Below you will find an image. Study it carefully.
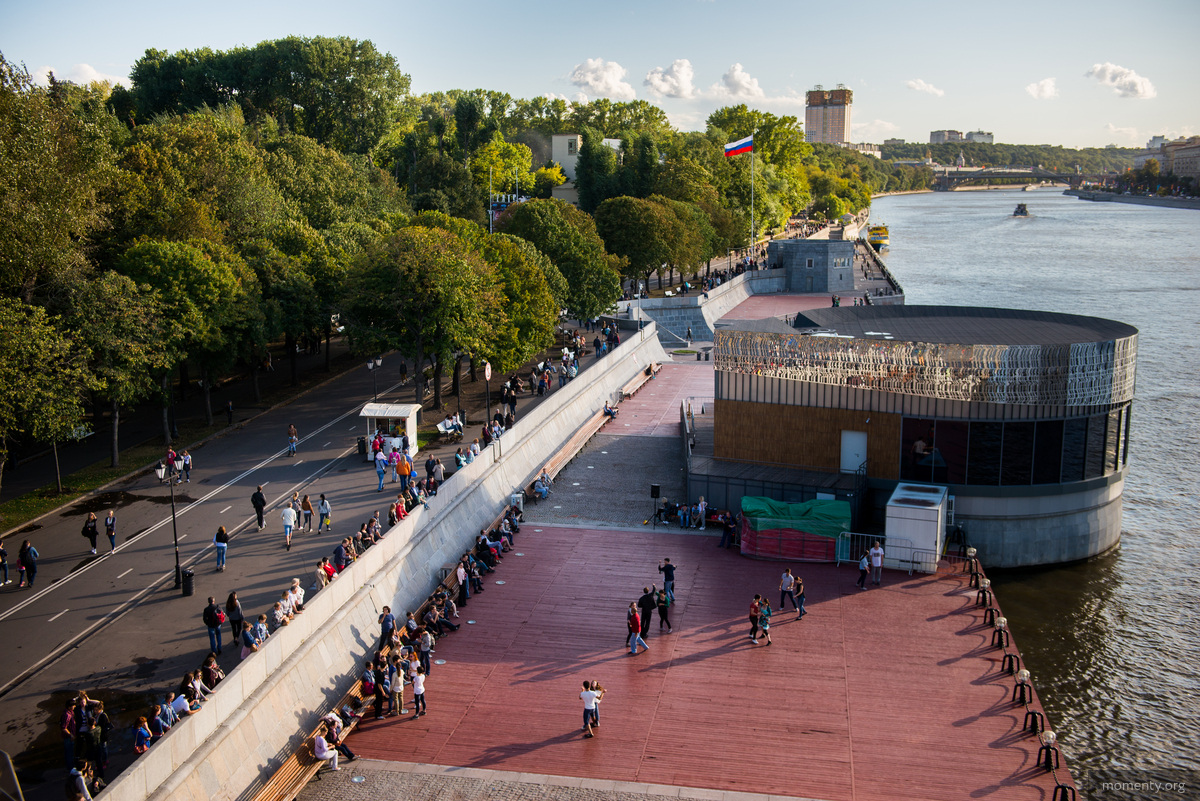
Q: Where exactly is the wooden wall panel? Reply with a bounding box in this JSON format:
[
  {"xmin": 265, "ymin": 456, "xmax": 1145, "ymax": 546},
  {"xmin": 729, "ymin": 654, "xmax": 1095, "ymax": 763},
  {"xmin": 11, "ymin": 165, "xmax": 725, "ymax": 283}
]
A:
[{"xmin": 714, "ymin": 399, "xmax": 901, "ymax": 479}]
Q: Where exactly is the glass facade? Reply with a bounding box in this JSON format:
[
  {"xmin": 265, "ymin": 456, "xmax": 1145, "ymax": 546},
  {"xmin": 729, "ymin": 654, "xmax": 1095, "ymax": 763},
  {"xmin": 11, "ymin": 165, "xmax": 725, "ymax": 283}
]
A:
[{"xmin": 900, "ymin": 408, "xmax": 1131, "ymax": 486}]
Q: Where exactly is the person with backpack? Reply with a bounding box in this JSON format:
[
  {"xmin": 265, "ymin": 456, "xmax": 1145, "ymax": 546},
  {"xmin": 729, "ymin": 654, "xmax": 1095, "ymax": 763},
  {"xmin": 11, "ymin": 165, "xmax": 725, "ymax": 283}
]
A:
[
  {"xmin": 202, "ymin": 596, "xmax": 225, "ymax": 655},
  {"xmin": 17, "ymin": 540, "xmax": 37, "ymax": 589}
]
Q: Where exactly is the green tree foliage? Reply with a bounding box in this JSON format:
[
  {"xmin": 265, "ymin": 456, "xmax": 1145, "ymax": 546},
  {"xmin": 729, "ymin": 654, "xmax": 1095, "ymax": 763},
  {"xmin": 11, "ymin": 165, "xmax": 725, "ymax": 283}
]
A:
[
  {"xmin": 341, "ymin": 226, "xmax": 503, "ymax": 407},
  {"xmin": 0, "ymin": 55, "xmax": 112, "ymax": 304},
  {"xmin": 594, "ymin": 197, "xmax": 675, "ymax": 283},
  {"xmin": 575, "ymin": 127, "xmax": 622, "ymax": 213},
  {"xmin": 67, "ymin": 272, "xmax": 173, "ymax": 466},
  {"xmin": 410, "ymin": 152, "xmax": 487, "ymax": 226},
  {"xmin": 126, "ymin": 37, "xmax": 411, "ymax": 153},
  {"xmin": 469, "ymin": 136, "xmax": 536, "ymax": 197},
  {"xmin": 0, "ymin": 298, "xmax": 94, "ymax": 498},
  {"xmin": 499, "ymin": 199, "xmax": 621, "ymax": 319},
  {"xmin": 881, "ymin": 141, "xmax": 1137, "ymax": 173}
]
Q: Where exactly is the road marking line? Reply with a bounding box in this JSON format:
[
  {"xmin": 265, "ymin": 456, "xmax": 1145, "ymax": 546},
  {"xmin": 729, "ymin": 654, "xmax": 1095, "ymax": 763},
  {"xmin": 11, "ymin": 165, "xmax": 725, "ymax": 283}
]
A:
[
  {"xmin": 293, "ymin": 459, "xmax": 304, "ymax": 466},
  {"xmin": 323, "ymin": 441, "xmax": 331, "ymax": 448},
  {"xmin": 178, "ymin": 534, "xmax": 188, "ymax": 541},
  {"xmin": 48, "ymin": 609, "xmax": 68, "ymax": 623},
  {"xmin": 219, "ymin": 506, "xmax": 231, "ymax": 514},
  {"xmin": 117, "ymin": 569, "xmax": 133, "ymax": 579}
]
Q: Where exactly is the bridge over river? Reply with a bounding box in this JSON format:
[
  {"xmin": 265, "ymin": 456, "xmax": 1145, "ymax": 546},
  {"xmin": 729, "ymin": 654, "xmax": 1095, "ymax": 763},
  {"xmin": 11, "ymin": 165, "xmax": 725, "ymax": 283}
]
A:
[{"xmin": 933, "ymin": 166, "xmax": 1114, "ymax": 190}]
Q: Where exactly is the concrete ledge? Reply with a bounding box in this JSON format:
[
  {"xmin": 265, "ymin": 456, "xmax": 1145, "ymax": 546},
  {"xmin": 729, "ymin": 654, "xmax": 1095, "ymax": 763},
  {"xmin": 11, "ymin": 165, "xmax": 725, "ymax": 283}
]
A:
[{"xmin": 102, "ymin": 324, "xmax": 668, "ymax": 801}]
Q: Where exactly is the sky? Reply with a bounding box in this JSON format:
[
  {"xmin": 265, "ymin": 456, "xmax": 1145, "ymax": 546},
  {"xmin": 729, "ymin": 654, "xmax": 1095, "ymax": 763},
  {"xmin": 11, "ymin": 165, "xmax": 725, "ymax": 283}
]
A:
[{"xmin": 2, "ymin": 0, "xmax": 1196, "ymax": 149}]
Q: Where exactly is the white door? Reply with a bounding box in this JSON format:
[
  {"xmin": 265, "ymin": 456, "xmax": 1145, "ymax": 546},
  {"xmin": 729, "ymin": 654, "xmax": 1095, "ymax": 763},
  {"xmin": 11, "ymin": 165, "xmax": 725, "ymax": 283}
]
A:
[{"xmin": 840, "ymin": 430, "xmax": 868, "ymax": 473}]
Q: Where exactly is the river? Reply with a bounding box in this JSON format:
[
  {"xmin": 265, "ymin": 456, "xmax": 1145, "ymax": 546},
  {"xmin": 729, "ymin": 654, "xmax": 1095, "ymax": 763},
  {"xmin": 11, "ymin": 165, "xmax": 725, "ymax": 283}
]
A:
[{"xmin": 872, "ymin": 189, "xmax": 1200, "ymax": 796}]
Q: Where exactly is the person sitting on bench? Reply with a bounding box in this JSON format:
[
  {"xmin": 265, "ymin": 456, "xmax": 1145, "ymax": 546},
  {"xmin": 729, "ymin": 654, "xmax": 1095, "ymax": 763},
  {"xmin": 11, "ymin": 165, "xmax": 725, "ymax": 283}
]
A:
[
  {"xmin": 533, "ymin": 471, "xmax": 552, "ymax": 500},
  {"xmin": 313, "ymin": 723, "xmax": 342, "ymax": 771},
  {"xmin": 603, "ymin": 401, "xmax": 618, "ymax": 419}
]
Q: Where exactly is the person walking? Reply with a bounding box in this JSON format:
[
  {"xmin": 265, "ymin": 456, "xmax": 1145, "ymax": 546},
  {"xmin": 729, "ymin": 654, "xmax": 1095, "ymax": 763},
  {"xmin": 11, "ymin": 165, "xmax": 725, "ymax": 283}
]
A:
[
  {"xmin": 658, "ymin": 558, "xmax": 676, "ymax": 603},
  {"xmin": 656, "ymin": 588, "xmax": 673, "ymax": 633},
  {"xmin": 758, "ymin": 598, "xmax": 774, "ymax": 646},
  {"xmin": 104, "ymin": 510, "xmax": 117, "ymax": 554},
  {"xmin": 637, "ymin": 587, "xmax": 656, "ymax": 639},
  {"xmin": 411, "ymin": 664, "xmax": 427, "ymax": 717},
  {"xmin": 779, "ymin": 568, "xmax": 797, "ymax": 611},
  {"xmin": 378, "ymin": 606, "xmax": 396, "ymax": 651},
  {"xmin": 580, "ymin": 680, "xmax": 599, "ymax": 738},
  {"xmin": 17, "ymin": 540, "xmax": 38, "ymax": 589},
  {"xmin": 796, "ymin": 575, "xmax": 807, "ymax": 618},
  {"xmin": 300, "ymin": 495, "xmax": 314, "ymax": 531},
  {"xmin": 251, "ymin": 486, "xmax": 267, "ymax": 530},
  {"xmin": 856, "ymin": 550, "xmax": 869, "ymax": 590},
  {"xmin": 179, "ymin": 450, "xmax": 192, "ymax": 483},
  {"xmin": 81, "ymin": 513, "xmax": 99, "ymax": 555},
  {"xmin": 748, "ymin": 594, "xmax": 762, "ymax": 644},
  {"xmin": 286, "ymin": 424, "xmax": 299, "ymax": 457},
  {"xmin": 374, "ymin": 448, "xmax": 387, "ymax": 492},
  {"xmin": 213, "ymin": 526, "xmax": 229, "ymax": 571},
  {"xmin": 628, "ymin": 602, "xmax": 649, "ymax": 655},
  {"xmin": 870, "ymin": 541, "xmax": 885, "ymax": 586},
  {"xmin": 317, "ymin": 494, "xmax": 332, "ymax": 532},
  {"xmin": 281, "ymin": 504, "xmax": 298, "ymax": 551},
  {"xmin": 226, "ymin": 400, "xmax": 234, "ymax": 426},
  {"xmin": 0, "ymin": 540, "xmax": 8, "ymax": 584},
  {"xmin": 225, "ymin": 591, "xmax": 244, "ymax": 643},
  {"xmin": 202, "ymin": 596, "xmax": 224, "ymax": 656}
]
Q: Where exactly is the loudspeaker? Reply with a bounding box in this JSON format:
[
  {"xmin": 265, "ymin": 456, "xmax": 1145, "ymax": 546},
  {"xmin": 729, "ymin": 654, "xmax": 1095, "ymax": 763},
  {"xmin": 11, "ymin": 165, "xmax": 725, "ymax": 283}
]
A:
[{"xmin": 650, "ymin": 484, "xmax": 661, "ymax": 499}]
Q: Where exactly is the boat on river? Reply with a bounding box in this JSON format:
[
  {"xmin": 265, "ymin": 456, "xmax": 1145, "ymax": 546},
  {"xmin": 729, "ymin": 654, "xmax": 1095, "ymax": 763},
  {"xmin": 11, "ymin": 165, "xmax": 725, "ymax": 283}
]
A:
[
  {"xmin": 867, "ymin": 224, "xmax": 889, "ymax": 251},
  {"xmin": 1013, "ymin": 203, "xmax": 1029, "ymax": 217}
]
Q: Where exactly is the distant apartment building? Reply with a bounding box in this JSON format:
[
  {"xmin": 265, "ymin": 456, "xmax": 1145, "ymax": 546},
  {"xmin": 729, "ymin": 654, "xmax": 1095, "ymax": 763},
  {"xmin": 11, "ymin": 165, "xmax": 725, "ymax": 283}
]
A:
[
  {"xmin": 965, "ymin": 130, "xmax": 993, "ymax": 144},
  {"xmin": 929, "ymin": 130, "xmax": 963, "ymax": 144},
  {"xmin": 883, "ymin": 138, "xmax": 906, "ymax": 147},
  {"xmin": 1162, "ymin": 136, "xmax": 1200, "ymax": 181},
  {"xmin": 805, "ymin": 85, "xmax": 853, "ymax": 145}
]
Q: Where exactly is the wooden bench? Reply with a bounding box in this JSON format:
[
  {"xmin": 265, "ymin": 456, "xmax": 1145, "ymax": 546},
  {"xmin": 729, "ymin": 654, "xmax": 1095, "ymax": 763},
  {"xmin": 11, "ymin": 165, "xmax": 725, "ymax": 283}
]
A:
[
  {"xmin": 253, "ymin": 668, "xmax": 373, "ymax": 801},
  {"xmin": 436, "ymin": 419, "xmax": 463, "ymax": 444},
  {"xmin": 620, "ymin": 362, "xmax": 661, "ymax": 401}
]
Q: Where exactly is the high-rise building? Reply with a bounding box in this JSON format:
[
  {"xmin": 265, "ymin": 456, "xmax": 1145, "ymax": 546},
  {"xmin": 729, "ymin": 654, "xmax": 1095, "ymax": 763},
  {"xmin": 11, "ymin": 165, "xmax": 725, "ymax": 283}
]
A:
[
  {"xmin": 930, "ymin": 130, "xmax": 963, "ymax": 144},
  {"xmin": 805, "ymin": 85, "xmax": 853, "ymax": 145}
]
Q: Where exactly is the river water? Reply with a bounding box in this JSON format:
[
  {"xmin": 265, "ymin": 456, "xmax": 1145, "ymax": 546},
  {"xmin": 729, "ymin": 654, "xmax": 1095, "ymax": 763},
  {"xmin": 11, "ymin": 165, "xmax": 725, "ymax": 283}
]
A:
[{"xmin": 873, "ymin": 189, "xmax": 1200, "ymax": 795}]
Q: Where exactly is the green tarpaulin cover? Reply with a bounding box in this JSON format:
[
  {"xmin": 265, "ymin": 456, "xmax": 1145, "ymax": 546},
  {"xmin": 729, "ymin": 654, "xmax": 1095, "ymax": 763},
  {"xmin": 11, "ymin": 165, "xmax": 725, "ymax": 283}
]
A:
[{"xmin": 739, "ymin": 497, "xmax": 851, "ymax": 540}]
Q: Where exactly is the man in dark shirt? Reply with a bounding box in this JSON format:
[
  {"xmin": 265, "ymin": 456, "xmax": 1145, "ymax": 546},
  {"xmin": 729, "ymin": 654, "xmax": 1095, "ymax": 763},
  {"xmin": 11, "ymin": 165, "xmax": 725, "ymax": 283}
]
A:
[
  {"xmin": 658, "ymin": 559, "xmax": 676, "ymax": 603},
  {"xmin": 637, "ymin": 587, "xmax": 656, "ymax": 638},
  {"xmin": 251, "ymin": 486, "xmax": 267, "ymax": 530}
]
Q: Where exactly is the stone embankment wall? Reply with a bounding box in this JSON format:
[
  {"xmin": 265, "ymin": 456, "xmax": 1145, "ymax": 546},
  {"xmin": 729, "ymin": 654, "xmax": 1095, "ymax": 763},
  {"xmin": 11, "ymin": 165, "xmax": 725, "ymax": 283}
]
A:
[
  {"xmin": 1064, "ymin": 189, "xmax": 1200, "ymax": 210},
  {"xmin": 624, "ymin": 271, "xmax": 788, "ymax": 343},
  {"xmin": 102, "ymin": 325, "xmax": 669, "ymax": 801}
]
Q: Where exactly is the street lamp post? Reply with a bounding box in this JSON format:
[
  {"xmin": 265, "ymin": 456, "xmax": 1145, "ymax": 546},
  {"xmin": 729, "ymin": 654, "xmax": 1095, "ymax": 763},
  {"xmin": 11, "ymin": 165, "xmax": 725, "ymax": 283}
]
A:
[
  {"xmin": 155, "ymin": 455, "xmax": 186, "ymax": 591},
  {"xmin": 367, "ymin": 356, "xmax": 383, "ymax": 401}
]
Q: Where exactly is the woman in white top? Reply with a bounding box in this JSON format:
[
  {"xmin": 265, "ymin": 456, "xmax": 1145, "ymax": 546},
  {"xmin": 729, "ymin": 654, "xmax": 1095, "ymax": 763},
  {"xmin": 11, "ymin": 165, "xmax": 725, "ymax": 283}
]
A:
[
  {"xmin": 289, "ymin": 579, "xmax": 306, "ymax": 612},
  {"xmin": 312, "ymin": 724, "xmax": 339, "ymax": 770},
  {"xmin": 411, "ymin": 665, "xmax": 427, "ymax": 717}
]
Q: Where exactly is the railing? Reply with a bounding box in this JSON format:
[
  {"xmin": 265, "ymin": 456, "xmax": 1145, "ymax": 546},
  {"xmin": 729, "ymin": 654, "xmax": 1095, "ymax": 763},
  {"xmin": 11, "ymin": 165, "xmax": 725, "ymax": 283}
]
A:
[{"xmin": 836, "ymin": 531, "xmax": 917, "ymax": 572}]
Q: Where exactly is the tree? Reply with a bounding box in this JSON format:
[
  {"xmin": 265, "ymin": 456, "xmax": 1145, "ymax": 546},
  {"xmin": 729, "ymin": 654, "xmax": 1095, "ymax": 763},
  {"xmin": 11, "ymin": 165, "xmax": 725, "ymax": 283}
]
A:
[
  {"xmin": 68, "ymin": 273, "xmax": 173, "ymax": 466},
  {"xmin": 341, "ymin": 227, "xmax": 503, "ymax": 409},
  {"xmin": 0, "ymin": 299, "xmax": 94, "ymax": 500},
  {"xmin": 499, "ymin": 199, "xmax": 621, "ymax": 320},
  {"xmin": 116, "ymin": 239, "xmax": 242, "ymax": 441},
  {"xmin": 0, "ymin": 55, "xmax": 111, "ymax": 304},
  {"xmin": 409, "ymin": 152, "xmax": 487, "ymax": 226},
  {"xmin": 478, "ymin": 234, "xmax": 559, "ymax": 371},
  {"xmin": 469, "ymin": 136, "xmax": 536, "ymax": 197},
  {"xmin": 594, "ymin": 196, "xmax": 676, "ymax": 286},
  {"xmin": 575, "ymin": 127, "xmax": 622, "ymax": 213}
]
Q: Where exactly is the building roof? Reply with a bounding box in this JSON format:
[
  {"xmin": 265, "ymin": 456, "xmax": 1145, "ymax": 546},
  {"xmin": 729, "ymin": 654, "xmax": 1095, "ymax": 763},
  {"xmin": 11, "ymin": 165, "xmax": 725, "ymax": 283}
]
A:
[
  {"xmin": 715, "ymin": 317, "xmax": 798, "ymax": 335},
  {"xmin": 359, "ymin": 402, "xmax": 422, "ymax": 418},
  {"xmin": 786, "ymin": 305, "xmax": 1137, "ymax": 346}
]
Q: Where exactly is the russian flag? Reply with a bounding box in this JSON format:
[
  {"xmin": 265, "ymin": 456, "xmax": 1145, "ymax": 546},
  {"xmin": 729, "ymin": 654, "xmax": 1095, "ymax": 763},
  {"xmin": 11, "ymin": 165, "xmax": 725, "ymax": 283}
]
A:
[{"xmin": 724, "ymin": 134, "xmax": 753, "ymax": 157}]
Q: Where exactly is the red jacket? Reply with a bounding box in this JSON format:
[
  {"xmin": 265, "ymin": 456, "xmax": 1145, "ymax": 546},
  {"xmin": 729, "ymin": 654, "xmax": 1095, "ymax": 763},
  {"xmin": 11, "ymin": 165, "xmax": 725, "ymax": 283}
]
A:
[{"xmin": 627, "ymin": 611, "xmax": 640, "ymax": 632}]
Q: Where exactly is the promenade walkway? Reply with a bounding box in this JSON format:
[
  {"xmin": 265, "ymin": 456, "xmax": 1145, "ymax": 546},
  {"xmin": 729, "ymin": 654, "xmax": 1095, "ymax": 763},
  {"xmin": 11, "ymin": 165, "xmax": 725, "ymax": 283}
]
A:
[{"xmin": 308, "ymin": 357, "xmax": 1074, "ymax": 801}]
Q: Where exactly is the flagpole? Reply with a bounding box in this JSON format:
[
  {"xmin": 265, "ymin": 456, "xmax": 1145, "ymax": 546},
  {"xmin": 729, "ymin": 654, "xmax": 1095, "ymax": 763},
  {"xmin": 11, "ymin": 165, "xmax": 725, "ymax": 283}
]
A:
[{"xmin": 750, "ymin": 131, "xmax": 756, "ymax": 254}]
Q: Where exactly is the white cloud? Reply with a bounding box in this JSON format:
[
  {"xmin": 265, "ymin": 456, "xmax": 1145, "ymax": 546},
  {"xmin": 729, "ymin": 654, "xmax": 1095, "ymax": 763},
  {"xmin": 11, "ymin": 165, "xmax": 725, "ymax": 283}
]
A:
[
  {"xmin": 569, "ymin": 58, "xmax": 635, "ymax": 101},
  {"xmin": 709, "ymin": 63, "xmax": 765, "ymax": 99},
  {"xmin": 1025, "ymin": 77, "xmax": 1058, "ymax": 100},
  {"xmin": 1104, "ymin": 122, "xmax": 1139, "ymax": 142},
  {"xmin": 32, "ymin": 63, "xmax": 125, "ymax": 87},
  {"xmin": 852, "ymin": 119, "xmax": 899, "ymax": 141},
  {"xmin": 644, "ymin": 59, "xmax": 696, "ymax": 99},
  {"xmin": 1086, "ymin": 63, "xmax": 1156, "ymax": 99},
  {"xmin": 905, "ymin": 78, "xmax": 944, "ymax": 97}
]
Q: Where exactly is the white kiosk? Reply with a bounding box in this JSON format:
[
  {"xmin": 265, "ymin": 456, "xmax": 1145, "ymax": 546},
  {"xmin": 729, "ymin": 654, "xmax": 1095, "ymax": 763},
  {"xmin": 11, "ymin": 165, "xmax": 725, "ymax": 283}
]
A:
[
  {"xmin": 360, "ymin": 402, "xmax": 421, "ymax": 456},
  {"xmin": 885, "ymin": 483, "xmax": 948, "ymax": 573}
]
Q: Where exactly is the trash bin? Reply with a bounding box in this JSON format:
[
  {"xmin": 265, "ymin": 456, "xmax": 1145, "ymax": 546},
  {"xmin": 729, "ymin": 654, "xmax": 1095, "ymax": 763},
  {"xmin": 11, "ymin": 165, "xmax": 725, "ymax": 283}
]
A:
[
  {"xmin": 696, "ymin": 352, "xmax": 702, "ymax": 361},
  {"xmin": 358, "ymin": 436, "xmax": 368, "ymax": 461},
  {"xmin": 705, "ymin": 351, "xmax": 711, "ymax": 361},
  {"xmin": 181, "ymin": 568, "xmax": 195, "ymax": 597}
]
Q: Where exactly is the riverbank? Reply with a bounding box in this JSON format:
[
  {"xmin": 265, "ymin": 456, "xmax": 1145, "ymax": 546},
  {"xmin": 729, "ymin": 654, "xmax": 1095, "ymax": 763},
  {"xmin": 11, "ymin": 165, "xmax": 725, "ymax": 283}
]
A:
[{"xmin": 1064, "ymin": 188, "xmax": 1200, "ymax": 210}]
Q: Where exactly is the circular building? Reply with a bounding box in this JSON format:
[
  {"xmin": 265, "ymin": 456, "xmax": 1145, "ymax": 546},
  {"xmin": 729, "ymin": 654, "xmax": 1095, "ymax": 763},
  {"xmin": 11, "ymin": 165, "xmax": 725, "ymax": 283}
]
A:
[{"xmin": 713, "ymin": 305, "xmax": 1138, "ymax": 567}]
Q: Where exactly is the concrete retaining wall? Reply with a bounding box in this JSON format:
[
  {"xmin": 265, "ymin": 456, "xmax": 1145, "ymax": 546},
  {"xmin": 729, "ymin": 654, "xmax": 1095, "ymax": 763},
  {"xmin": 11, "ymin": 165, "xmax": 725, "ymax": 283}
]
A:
[
  {"xmin": 627, "ymin": 271, "xmax": 788, "ymax": 342},
  {"xmin": 103, "ymin": 325, "xmax": 669, "ymax": 801}
]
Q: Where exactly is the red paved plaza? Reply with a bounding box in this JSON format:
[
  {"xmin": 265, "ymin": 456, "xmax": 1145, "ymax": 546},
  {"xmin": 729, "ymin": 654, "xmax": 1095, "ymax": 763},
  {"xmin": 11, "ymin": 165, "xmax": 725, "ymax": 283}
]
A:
[{"xmin": 347, "ymin": 524, "xmax": 1072, "ymax": 800}]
